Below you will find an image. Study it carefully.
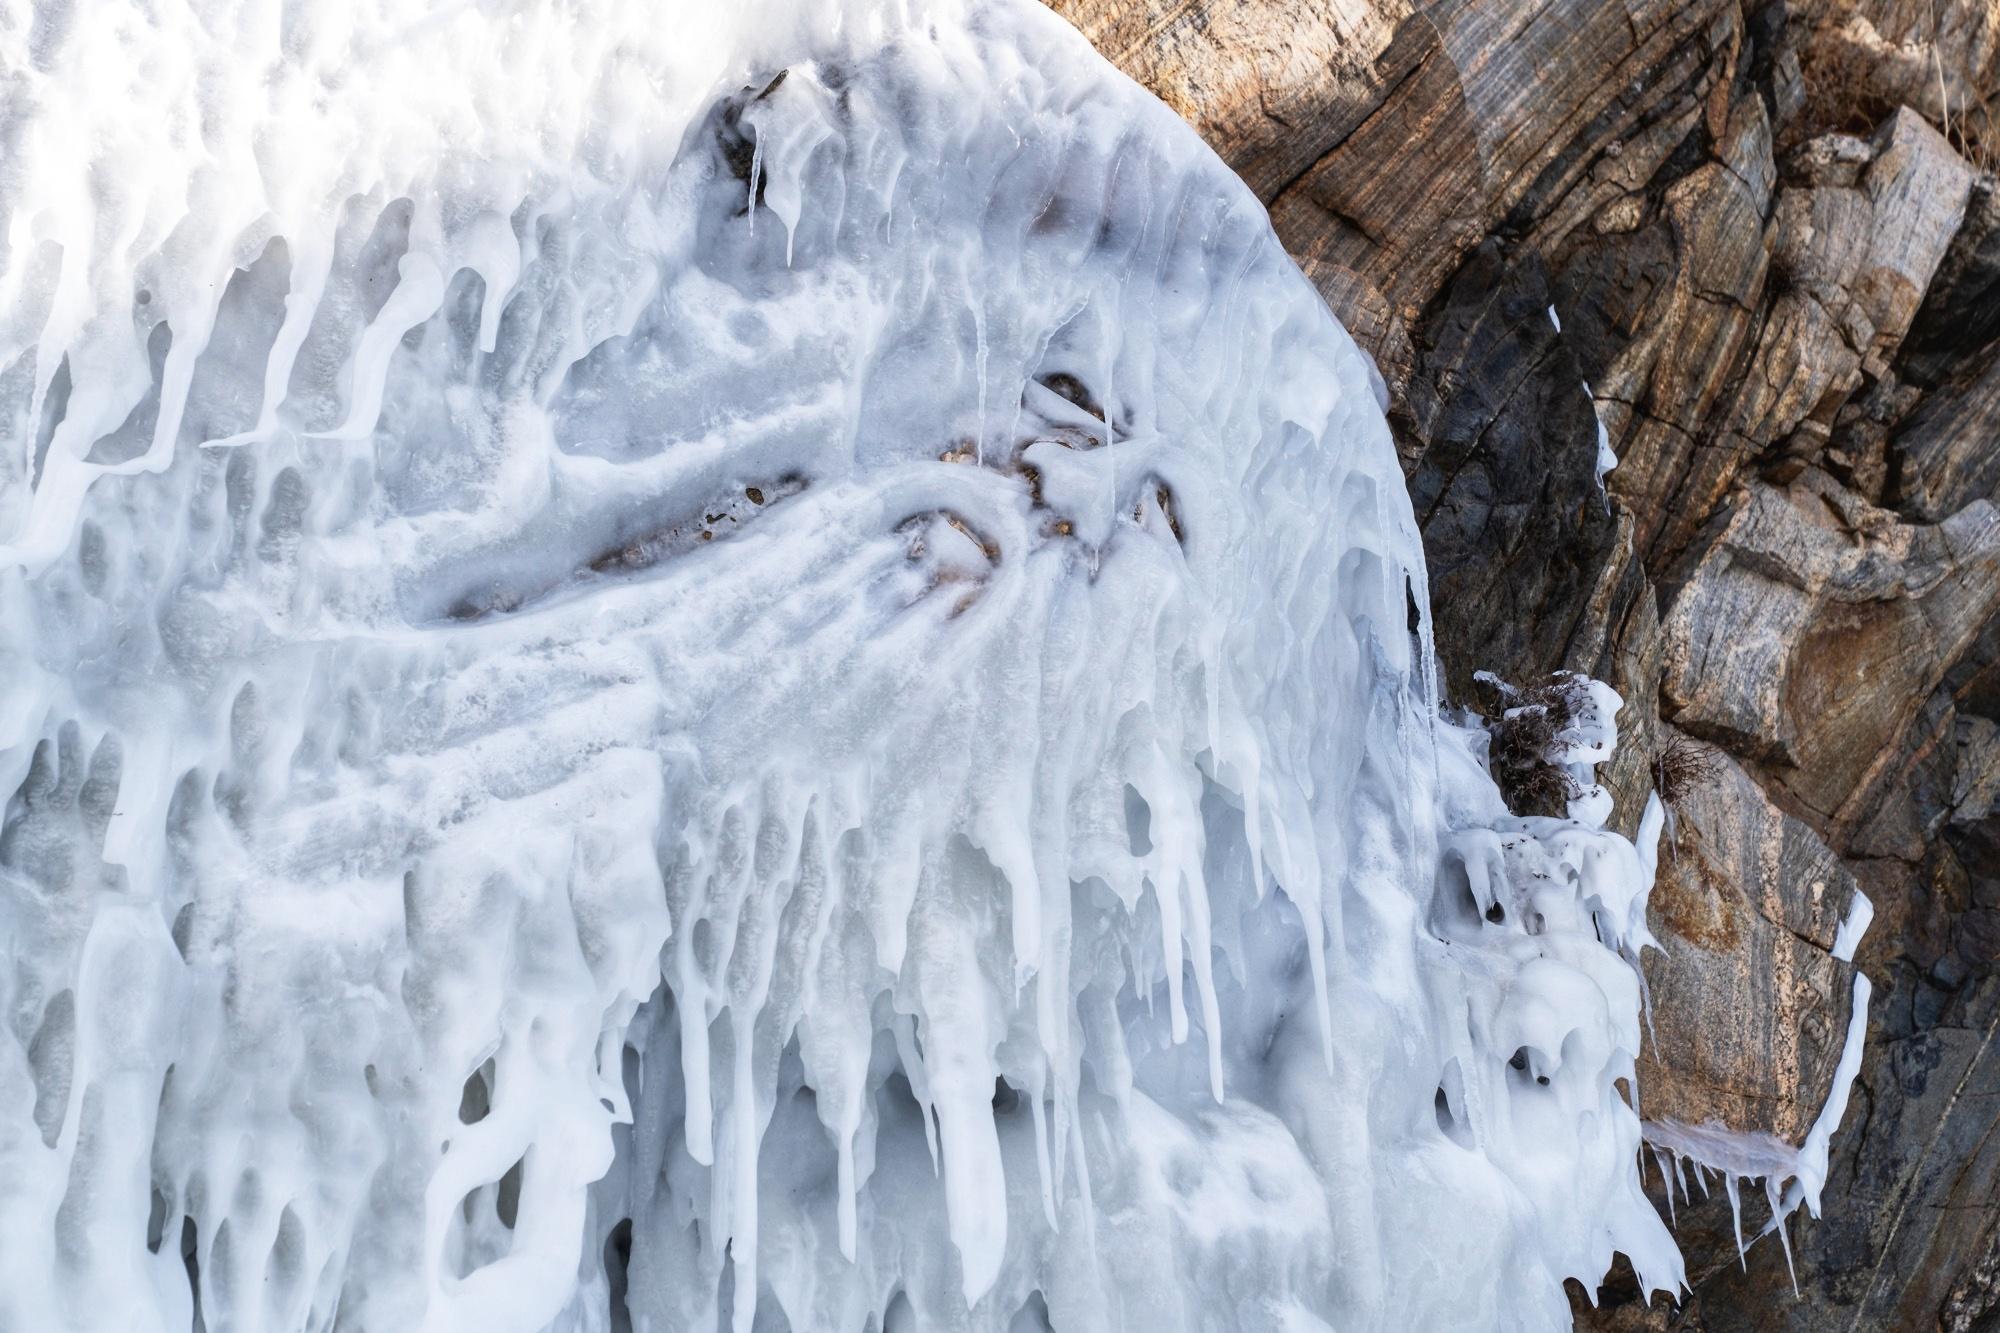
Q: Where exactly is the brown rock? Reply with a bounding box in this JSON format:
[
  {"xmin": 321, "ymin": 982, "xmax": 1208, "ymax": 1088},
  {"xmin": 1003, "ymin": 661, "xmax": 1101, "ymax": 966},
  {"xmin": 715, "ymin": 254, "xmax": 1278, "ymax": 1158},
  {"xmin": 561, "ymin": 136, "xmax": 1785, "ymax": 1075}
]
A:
[
  {"xmin": 1587, "ymin": 97, "xmax": 1774, "ymax": 562},
  {"xmin": 1044, "ymin": 0, "xmax": 1414, "ymax": 203},
  {"xmin": 1266, "ymin": 14, "xmax": 1487, "ymax": 321},
  {"xmin": 1855, "ymin": 109, "xmax": 1978, "ymax": 356},
  {"xmin": 1897, "ymin": 353, "xmax": 2000, "ymax": 518},
  {"xmin": 1640, "ymin": 748, "xmax": 1860, "ymax": 1139},
  {"xmin": 1792, "ymin": 0, "xmax": 2000, "ymax": 166},
  {"xmin": 1660, "ymin": 472, "xmax": 2000, "ymax": 824}
]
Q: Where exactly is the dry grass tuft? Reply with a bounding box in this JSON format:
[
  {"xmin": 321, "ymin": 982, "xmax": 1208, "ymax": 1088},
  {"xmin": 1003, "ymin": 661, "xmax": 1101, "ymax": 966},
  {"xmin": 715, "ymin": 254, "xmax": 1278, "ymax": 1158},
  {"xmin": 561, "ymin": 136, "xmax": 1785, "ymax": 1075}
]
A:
[
  {"xmin": 1791, "ymin": 20, "xmax": 1997, "ymax": 173},
  {"xmin": 1654, "ymin": 731, "xmax": 1722, "ymax": 806}
]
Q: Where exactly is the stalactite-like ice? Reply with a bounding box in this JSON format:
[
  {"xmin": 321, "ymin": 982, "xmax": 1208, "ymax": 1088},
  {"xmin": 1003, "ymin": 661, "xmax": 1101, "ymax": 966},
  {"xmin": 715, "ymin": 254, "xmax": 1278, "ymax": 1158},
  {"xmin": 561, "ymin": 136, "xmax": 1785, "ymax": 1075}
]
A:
[{"xmin": 1, "ymin": 1, "xmax": 1682, "ymax": 1328}]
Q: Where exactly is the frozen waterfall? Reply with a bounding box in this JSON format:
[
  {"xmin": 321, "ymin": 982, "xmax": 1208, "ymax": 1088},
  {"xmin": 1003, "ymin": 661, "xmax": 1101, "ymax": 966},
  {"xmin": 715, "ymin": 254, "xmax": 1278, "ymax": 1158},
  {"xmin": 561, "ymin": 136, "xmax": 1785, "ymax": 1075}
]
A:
[{"xmin": 0, "ymin": 0, "xmax": 1682, "ymax": 1328}]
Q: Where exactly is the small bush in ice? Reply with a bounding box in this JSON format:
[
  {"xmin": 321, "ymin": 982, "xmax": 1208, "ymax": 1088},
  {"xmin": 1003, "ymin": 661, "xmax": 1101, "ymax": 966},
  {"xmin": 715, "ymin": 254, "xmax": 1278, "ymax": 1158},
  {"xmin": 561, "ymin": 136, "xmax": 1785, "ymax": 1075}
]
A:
[{"xmin": 1476, "ymin": 672, "xmax": 1595, "ymax": 816}]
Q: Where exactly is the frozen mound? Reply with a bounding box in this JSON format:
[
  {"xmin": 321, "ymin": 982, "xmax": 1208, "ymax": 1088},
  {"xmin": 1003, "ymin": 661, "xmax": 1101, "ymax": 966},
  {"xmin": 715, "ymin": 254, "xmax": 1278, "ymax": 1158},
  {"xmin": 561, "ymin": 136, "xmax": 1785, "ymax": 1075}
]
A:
[{"xmin": 0, "ymin": 0, "xmax": 1682, "ymax": 1328}]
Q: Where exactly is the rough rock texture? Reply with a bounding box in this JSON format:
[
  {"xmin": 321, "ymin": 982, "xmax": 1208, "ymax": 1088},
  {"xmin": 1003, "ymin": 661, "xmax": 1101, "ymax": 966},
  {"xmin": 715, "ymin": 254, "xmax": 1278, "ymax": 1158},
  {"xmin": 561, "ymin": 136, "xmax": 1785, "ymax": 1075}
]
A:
[
  {"xmin": 1640, "ymin": 747, "xmax": 1860, "ymax": 1141},
  {"xmin": 1791, "ymin": 0, "xmax": 2000, "ymax": 170},
  {"xmin": 1052, "ymin": 0, "xmax": 2000, "ymax": 1326}
]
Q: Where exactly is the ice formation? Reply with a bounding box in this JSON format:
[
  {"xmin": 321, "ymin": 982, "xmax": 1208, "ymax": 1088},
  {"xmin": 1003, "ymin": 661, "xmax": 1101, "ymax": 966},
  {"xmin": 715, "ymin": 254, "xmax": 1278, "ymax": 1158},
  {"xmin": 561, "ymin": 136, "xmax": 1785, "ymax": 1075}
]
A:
[
  {"xmin": 2, "ymin": 0, "xmax": 1685, "ymax": 1328},
  {"xmin": 1641, "ymin": 892, "xmax": 1873, "ymax": 1284}
]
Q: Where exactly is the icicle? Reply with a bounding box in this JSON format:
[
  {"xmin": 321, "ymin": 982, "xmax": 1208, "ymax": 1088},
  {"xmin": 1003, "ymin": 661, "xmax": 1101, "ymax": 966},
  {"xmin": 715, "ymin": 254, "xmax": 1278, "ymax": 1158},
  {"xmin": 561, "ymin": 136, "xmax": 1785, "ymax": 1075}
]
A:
[
  {"xmin": 1725, "ymin": 1174, "xmax": 1747, "ymax": 1268},
  {"xmin": 205, "ymin": 231, "xmax": 335, "ymax": 449},
  {"xmin": 679, "ymin": 972, "xmax": 716, "ymax": 1166},
  {"xmin": 729, "ymin": 1010, "xmax": 761, "ymax": 1333},
  {"xmin": 834, "ymin": 1124, "xmax": 859, "ymax": 1259},
  {"xmin": 1765, "ymin": 1176, "xmax": 1799, "ymax": 1294},
  {"xmin": 1029, "ymin": 1075, "xmax": 1057, "ymax": 1231},
  {"xmin": 316, "ymin": 254, "xmax": 448, "ymax": 440},
  {"xmin": 1155, "ymin": 871, "xmax": 1188, "ymax": 1044}
]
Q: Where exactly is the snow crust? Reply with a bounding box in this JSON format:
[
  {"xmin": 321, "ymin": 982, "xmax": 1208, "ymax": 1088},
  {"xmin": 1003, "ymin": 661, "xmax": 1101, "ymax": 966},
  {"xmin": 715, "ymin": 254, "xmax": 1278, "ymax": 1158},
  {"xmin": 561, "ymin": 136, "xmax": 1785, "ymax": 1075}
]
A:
[{"xmin": 2, "ymin": 0, "xmax": 1681, "ymax": 1327}]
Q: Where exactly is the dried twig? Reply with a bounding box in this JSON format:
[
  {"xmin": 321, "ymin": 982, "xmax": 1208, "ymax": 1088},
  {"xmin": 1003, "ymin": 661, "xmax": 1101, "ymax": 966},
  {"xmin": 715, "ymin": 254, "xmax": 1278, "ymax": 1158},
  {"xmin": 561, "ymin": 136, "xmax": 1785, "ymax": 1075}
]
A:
[{"xmin": 1655, "ymin": 732, "xmax": 1721, "ymax": 806}]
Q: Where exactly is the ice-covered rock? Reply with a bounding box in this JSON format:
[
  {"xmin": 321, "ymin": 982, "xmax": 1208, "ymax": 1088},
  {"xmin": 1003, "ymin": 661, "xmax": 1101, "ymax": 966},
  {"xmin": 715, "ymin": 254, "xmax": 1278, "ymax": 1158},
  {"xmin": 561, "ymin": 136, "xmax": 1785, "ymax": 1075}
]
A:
[{"xmin": 1, "ymin": 0, "xmax": 1679, "ymax": 1328}]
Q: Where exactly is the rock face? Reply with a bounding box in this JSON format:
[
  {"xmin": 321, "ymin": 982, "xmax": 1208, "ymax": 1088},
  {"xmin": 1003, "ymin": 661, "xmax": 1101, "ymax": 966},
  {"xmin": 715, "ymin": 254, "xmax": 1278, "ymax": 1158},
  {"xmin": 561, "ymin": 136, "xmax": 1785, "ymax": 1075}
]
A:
[
  {"xmin": 1640, "ymin": 748, "xmax": 1861, "ymax": 1142},
  {"xmin": 1052, "ymin": 0, "xmax": 2000, "ymax": 1326}
]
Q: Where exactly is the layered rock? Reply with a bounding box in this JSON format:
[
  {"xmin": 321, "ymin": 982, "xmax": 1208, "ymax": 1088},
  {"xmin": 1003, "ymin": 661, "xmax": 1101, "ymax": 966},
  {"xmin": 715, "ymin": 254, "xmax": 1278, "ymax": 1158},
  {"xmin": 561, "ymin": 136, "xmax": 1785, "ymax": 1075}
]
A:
[
  {"xmin": 1051, "ymin": 0, "xmax": 2000, "ymax": 1325},
  {"xmin": 1639, "ymin": 748, "xmax": 1861, "ymax": 1141}
]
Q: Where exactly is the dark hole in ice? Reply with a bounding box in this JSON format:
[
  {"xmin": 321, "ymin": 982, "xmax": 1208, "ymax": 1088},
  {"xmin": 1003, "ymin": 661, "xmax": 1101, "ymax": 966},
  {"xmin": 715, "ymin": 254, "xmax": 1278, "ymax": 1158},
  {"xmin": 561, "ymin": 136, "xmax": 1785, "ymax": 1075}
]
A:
[
  {"xmin": 459, "ymin": 1057, "xmax": 495, "ymax": 1124},
  {"xmin": 269, "ymin": 1205, "xmax": 306, "ymax": 1306},
  {"xmin": 1037, "ymin": 372, "xmax": 1104, "ymax": 422},
  {"xmin": 714, "ymin": 89, "xmax": 779, "ymax": 212},
  {"xmin": 85, "ymin": 321, "xmax": 172, "ymax": 466},
  {"xmin": 1010, "ymin": 1290, "xmax": 1054, "ymax": 1332},
  {"xmin": 622, "ymin": 1042, "xmax": 642, "ymax": 1110},
  {"xmin": 1153, "ymin": 483, "xmax": 1185, "ymax": 544},
  {"xmin": 1123, "ymin": 783, "xmax": 1153, "ymax": 857},
  {"xmin": 605, "ymin": 1217, "xmax": 634, "ymax": 1333},
  {"xmin": 1485, "ymin": 900, "xmax": 1505, "ymax": 924},
  {"xmin": 991, "ymin": 1077, "xmax": 1019, "ymax": 1115},
  {"xmin": 496, "ymin": 1154, "xmax": 524, "ymax": 1229},
  {"xmin": 181, "ymin": 1216, "xmax": 205, "ymax": 1331},
  {"xmin": 1509, "ymin": 1048, "xmax": 1529, "ymax": 1072},
  {"xmin": 28, "ymin": 987, "xmax": 75, "ymax": 1148},
  {"xmin": 1434, "ymin": 1059, "xmax": 1474, "ymax": 1148},
  {"xmin": 147, "ymin": 1184, "xmax": 169, "ymax": 1254},
  {"xmin": 1432, "ymin": 854, "xmax": 1482, "ymax": 935},
  {"xmin": 30, "ymin": 352, "xmax": 71, "ymax": 491}
]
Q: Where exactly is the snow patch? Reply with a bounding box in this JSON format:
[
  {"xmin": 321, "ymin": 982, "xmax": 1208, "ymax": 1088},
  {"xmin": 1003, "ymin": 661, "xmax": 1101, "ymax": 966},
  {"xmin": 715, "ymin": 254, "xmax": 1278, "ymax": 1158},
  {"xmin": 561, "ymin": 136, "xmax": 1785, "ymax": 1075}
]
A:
[
  {"xmin": 1832, "ymin": 890, "xmax": 1874, "ymax": 963},
  {"xmin": 1583, "ymin": 380, "xmax": 1618, "ymax": 497}
]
